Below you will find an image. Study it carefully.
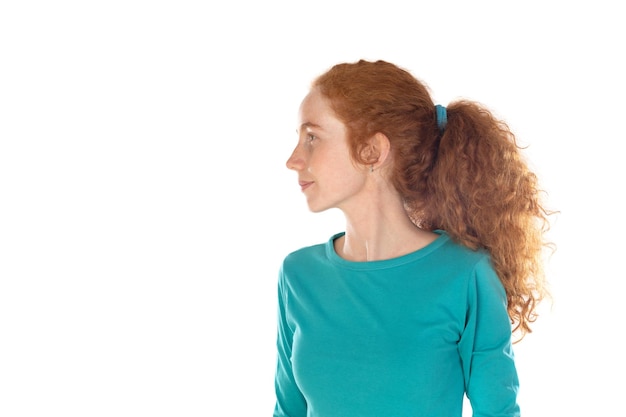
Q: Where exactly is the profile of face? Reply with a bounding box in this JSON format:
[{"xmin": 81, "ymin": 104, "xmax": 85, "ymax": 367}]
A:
[{"xmin": 286, "ymin": 88, "xmax": 370, "ymax": 213}]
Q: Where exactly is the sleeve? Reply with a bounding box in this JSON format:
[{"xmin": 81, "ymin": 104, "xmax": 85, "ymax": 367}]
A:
[
  {"xmin": 273, "ymin": 267, "xmax": 307, "ymax": 417},
  {"xmin": 457, "ymin": 257, "xmax": 521, "ymax": 417}
]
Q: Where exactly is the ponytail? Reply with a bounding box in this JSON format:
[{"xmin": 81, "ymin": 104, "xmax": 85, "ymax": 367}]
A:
[{"xmin": 416, "ymin": 100, "xmax": 553, "ymax": 338}]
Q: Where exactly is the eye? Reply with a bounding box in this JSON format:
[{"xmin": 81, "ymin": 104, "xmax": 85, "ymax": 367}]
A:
[{"xmin": 306, "ymin": 133, "xmax": 317, "ymax": 143}]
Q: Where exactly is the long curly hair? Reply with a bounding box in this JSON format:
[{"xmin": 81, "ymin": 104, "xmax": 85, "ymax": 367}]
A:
[{"xmin": 313, "ymin": 59, "xmax": 554, "ymax": 339}]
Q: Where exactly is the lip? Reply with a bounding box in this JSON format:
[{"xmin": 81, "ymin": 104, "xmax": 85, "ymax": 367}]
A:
[{"xmin": 299, "ymin": 180, "xmax": 314, "ymax": 192}]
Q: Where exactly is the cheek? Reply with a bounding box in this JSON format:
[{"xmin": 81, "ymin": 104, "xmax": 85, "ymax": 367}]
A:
[
  {"xmin": 329, "ymin": 163, "xmax": 367, "ymax": 193},
  {"xmin": 308, "ymin": 144, "xmax": 360, "ymax": 180},
  {"xmin": 306, "ymin": 149, "xmax": 329, "ymax": 174}
]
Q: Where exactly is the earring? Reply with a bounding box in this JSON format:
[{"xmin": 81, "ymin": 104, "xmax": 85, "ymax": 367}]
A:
[{"xmin": 370, "ymin": 165, "xmax": 374, "ymax": 173}]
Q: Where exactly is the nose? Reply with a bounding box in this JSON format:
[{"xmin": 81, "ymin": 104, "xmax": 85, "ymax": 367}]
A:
[{"xmin": 286, "ymin": 144, "xmax": 304, "ymax": 171}]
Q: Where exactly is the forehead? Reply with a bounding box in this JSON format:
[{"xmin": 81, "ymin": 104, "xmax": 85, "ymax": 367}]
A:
[
  {"xmin": 298, "ymin": 88, "xmax": 342, "ymax": 129},
  {"xmin": 299, "ymin": 88, "xmax": 328, "ymax": 113}
]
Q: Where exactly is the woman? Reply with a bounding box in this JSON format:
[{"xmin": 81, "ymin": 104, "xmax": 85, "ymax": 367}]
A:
[{"xmin": 273, "ymin": 60, "xmax": 552, "ymax": 417}]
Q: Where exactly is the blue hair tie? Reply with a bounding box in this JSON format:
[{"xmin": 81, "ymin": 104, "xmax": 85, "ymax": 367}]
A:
[{"xmin": 435, "ymin": 104, "xmax": 447, "ymax": 133}]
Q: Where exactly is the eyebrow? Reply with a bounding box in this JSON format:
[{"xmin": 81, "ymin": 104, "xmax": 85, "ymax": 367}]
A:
[{"xmin": 299, "ymin": 122, "xmax": 321, "ymax": 131}]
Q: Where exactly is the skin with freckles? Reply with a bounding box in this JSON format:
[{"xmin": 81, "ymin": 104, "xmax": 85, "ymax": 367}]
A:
[
  {"xmin": 286, "ymin": 87, "xmax": 438, "ymax": 262},
  {"xmin": 287, "ymin": 88, "xmax": 368, "ymax": 214}
]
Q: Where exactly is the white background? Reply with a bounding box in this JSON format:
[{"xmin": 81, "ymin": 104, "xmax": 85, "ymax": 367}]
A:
[{"xmin": 1, "ymin": 1, "xmax": 624, "ymax": 416}]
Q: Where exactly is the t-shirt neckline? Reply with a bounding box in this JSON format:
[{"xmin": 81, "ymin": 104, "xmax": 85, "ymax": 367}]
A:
[{"xmin": 325, "ymin": 230, "xmax": 449, "ymax": 270}]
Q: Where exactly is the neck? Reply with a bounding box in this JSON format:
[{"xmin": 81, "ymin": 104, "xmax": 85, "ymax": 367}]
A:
[{"xmin": 335, "ymin": 198, "xmax": 438, "ymax": 262}]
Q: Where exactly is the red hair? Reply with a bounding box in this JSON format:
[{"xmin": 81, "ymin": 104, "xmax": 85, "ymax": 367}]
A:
[{"xmin": 314, "ymin": 60, "xmax": 554, "ymax": 339}]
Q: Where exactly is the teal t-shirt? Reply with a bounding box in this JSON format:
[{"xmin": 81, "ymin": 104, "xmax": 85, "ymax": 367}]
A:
[{"xmin": 274, "ymin": 231, "xmax": 520, "ymax": 417}]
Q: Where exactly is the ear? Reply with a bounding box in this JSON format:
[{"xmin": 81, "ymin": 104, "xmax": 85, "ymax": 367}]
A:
[{"xmin": 360, "ymin": 132, "xmax": 391, "ymax": 169}]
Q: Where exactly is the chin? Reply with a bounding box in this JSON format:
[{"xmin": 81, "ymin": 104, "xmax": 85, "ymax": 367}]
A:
[{"xmin": 306, "ymin": 202, "xmax": 331, "ymax": 214}]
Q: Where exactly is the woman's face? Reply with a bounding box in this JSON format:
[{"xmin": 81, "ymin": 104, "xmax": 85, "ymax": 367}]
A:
[{"xmin": 286, "ymin": 88, "xmax": 369, "ymax": 213}]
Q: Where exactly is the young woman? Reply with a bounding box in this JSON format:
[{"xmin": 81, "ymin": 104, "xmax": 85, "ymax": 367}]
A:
[{"xmin": 273, "ymin": 60, "xmax": 552, "ymax": 417}]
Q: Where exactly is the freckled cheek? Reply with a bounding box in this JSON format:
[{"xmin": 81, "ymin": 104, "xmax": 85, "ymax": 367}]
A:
[
  {"xmin": 305, "ymin": 154, "xmax": 323, "ymax": 175},
  {"xmin": 307, "ymin": 150, "xmax": 348, "ymax": 177}
]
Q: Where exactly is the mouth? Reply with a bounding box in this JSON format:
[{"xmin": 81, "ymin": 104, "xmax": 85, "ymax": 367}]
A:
[{"xmin": 298, "ymin": 180, "xmax": 314, "ymax": 192}]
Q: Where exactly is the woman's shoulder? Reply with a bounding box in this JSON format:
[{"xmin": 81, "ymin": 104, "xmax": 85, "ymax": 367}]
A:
[
  {"xmin": 282, "ymin": 232, "xmax": 338, "ymax": 265},
  {"xmin": 434, "ymin": 231, "xmax": 493, "ymax": 269}
]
